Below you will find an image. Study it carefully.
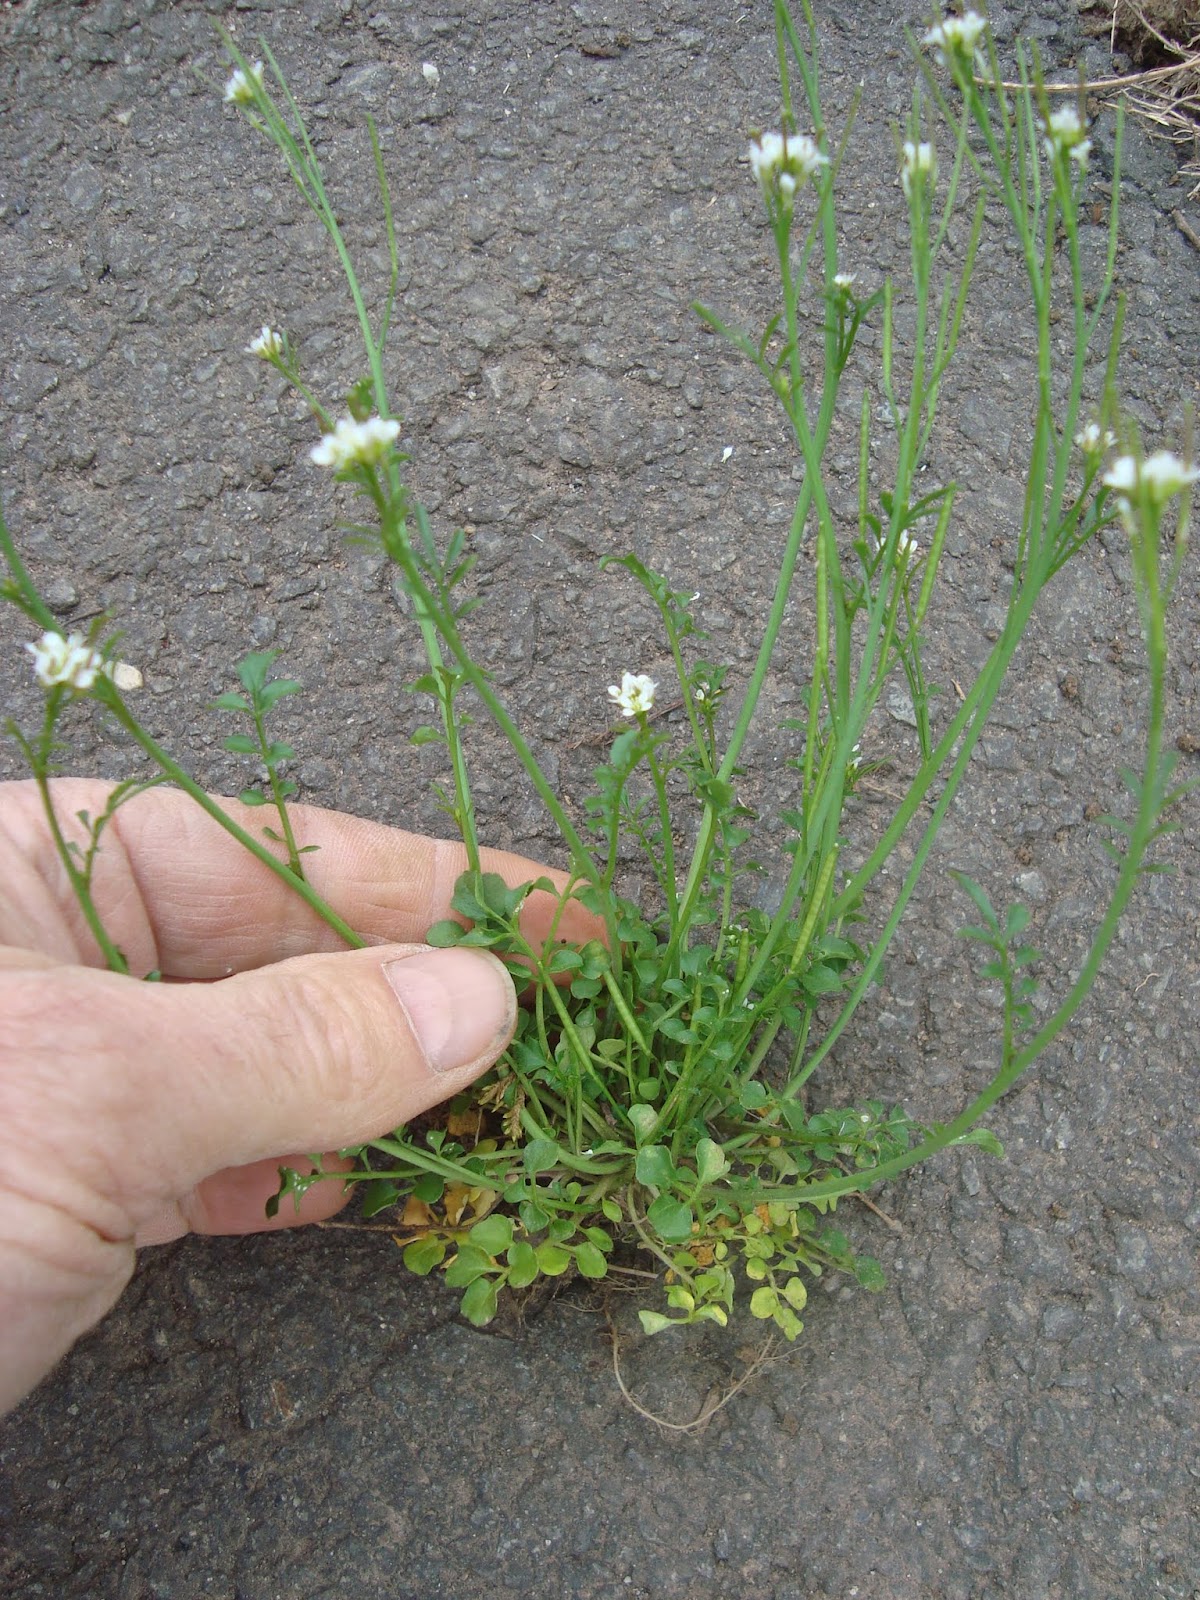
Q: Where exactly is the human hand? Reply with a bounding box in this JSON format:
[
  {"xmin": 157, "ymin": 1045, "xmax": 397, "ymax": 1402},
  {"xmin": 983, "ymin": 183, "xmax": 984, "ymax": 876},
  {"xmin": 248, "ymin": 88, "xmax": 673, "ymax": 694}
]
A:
[{"xmin": 0, "ymin": 779, "xmax": 593, "ymax": 1415}]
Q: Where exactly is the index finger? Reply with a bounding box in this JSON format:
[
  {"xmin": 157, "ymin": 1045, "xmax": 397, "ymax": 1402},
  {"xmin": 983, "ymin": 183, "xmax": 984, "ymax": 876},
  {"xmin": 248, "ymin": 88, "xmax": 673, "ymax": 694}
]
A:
[{"xmin": 1, "ymin": 779, "xmax": 602, "ymax": 978}]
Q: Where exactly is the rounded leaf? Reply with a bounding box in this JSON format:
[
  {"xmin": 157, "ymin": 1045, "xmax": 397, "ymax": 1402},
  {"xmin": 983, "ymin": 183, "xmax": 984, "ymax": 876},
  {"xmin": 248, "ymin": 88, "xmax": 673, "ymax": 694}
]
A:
[
  {"xmin": 460, "ymin": 1276, "xmax": 499, "ymax": 1327},
  {"xmin": 402, "ymin": 1237, "xmax": 446, "ymax": 1276},
  {"xmin": 535, "ymin": 1242, "xmax": 573, "ymax": 1276},
  {"xmin": 638, "ymin": 1310, "xmax": 675, "ymax": 1336},
  {"xmin": 781, "ymin": 1276, "xmax": 808, "ymax": 1311},
  {"xmin": 523, "ymin": 1138, "xmax": 562, "ymax": 1175},
  {"xmin": 506, "ymin": 1240, "xmax": 539, "ymax": 1289},
  {"xmin": 646, "ymin": 1194, "xmax": 694, "ymax": 1243},
  {"xmin": 573, "ymin": 1242, "xmax": 608, "ymax": 1280},
  {"xmin": 469, "ymin": 1214, "xmax": 515, "ymax": 1257},
  {"xmin": 750, "ymin": 1285, "xmax": 780, "ymax": 1319}
]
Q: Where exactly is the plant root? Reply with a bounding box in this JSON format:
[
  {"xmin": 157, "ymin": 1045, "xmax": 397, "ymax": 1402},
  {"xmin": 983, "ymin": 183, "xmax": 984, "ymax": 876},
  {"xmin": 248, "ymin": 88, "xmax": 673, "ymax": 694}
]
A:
[{"xmin": 605, "ymin": 1306, "xmax": 784, "ymax": 1434}]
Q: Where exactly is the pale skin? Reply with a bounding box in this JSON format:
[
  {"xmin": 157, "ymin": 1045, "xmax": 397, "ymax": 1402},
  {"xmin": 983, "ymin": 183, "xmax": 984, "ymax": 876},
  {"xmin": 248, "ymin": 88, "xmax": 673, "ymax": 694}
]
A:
[{"xmin": 0, "ymin": 779, "xmax": 597, "ymax": 1417}]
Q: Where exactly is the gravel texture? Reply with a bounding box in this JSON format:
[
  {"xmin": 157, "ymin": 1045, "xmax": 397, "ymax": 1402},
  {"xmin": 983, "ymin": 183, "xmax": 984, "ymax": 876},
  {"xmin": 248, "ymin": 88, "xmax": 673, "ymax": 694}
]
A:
[{"xmin": 1, "ymin": 1, "xmax": 1198, "ymax": 1597}]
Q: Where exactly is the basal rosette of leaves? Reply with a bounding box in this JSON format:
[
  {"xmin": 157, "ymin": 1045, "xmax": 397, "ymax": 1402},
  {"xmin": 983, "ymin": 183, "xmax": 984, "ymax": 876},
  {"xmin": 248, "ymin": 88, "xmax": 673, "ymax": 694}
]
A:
[{"xmin": 3, "ymin": 2, "xmax": 1194, "ymax": 1343}]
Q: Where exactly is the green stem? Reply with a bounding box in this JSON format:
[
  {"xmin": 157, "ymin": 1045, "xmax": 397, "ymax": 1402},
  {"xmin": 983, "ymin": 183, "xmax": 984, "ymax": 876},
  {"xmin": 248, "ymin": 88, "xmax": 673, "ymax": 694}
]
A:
[{"xmin": 98, "ymin": 686, "xmax": 366, "ymax": 949}]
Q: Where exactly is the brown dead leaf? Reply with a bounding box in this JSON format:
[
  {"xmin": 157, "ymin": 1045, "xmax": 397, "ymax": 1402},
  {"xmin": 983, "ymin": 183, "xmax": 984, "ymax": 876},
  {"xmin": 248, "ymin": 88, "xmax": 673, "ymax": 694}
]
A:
[{"xmin": 400, "ymin": 1194, "xmax": 435, "ymax": 1229}]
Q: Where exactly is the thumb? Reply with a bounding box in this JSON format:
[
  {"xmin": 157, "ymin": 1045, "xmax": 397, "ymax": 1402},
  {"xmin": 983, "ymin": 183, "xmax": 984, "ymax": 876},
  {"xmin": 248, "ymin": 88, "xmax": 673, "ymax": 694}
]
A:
[
  {"xmin": 2, "ymin": 943, "xmax": 517, "ymax": 1240},
  {"xmin": 132, "ymin": 943, "xmax": 519, "ymax": 1214},
  {"xmin": 0, "ymin": 943, "xmax": 516, "ymax": 1413}
]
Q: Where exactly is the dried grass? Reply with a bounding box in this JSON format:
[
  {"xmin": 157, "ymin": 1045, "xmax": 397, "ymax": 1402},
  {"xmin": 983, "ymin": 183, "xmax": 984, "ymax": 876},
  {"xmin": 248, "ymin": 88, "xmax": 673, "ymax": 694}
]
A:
[{"xmin": 1109, "ymin": 0, "xmax": 1200, "ymax": 196}]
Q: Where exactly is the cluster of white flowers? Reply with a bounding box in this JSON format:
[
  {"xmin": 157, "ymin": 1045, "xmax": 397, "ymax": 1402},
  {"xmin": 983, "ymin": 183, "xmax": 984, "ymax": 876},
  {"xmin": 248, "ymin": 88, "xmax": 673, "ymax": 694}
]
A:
[
  {"xmin": 246, "ymin": 321, "xmax": 286, "ymax": 356},
  {"xmin": 1043, "ymin": 105, "xmax": 1091, "ymax": 170},
  {"xmin": 1102, "ymin": 451, "xmax": 1198, "ymax": 507},
  {"xmin": 25, "ymin": 631, "xmax": 105, "ymax": 692},
  {"xmin": 901, "ymin": 140, "xmax": 937, "ymax": 200},
  {"xmin": 223, "ymin": 60, "xmax": 265, "ymax": 107},
  {"xmin": 923, "ymin": 11, "xmax": 987, "ymax": 71},
  {"xmin": 1075, "ymin": 421, "xmax": 1116, "ymax": 457},
  {"xmin": 246, "ymin": 325, "xmax": 285, "ymax": 361},
  {"xmin": 608, "ymin": 671, "xmax": 658, "ymax": 718},
  {"xmin": 310, "ymin": 415, "xmax": 401, "ymax": 471},
  {"xmin": 749, "ymin": 131, "xmax": 829, "ymax": 205}
]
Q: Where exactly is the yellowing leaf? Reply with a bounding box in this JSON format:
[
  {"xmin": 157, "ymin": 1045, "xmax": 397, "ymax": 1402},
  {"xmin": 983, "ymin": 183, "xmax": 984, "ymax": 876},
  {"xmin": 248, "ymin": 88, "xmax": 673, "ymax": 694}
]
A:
[{"xmin": 400, "ymin": 1195, "xmax": 435, "ymax": 1229}]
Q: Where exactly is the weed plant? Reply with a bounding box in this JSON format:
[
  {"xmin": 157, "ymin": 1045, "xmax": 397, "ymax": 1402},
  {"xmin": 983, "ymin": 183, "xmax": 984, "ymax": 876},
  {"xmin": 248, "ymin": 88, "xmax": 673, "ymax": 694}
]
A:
[{"xmin": 3, "ymin": 5, "xmax": 1195, "ymax": 1341}]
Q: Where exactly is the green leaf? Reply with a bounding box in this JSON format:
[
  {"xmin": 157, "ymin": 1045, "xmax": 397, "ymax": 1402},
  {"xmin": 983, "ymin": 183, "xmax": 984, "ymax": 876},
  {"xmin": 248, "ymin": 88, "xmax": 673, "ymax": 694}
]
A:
[
  {"xmin": 750, "ymin": 1285, "xmax": 779, "ymax": 1320},
  {"xmin": 238, "ymin": 788, "xmax": 268, "ymax": 807},
  {"xmin": 854, "ymin": 1254, "xmax": 887, "ymax": 1291},
  {"xmin": 259, "ymin": 678, "xmax": 302, "ymax": 709},
  {"xmin": 409, "ymin": 724, "xmax": 442, "ymax": 747},
  {"xmin": 695, "ymin": 1137, "xmax": 729, "ymax": 1186},
  {"xmin": 210, "ymin": 691, "xmax": 251, "ymax": 713},
  {"xmin": 236, "ymin": 650, "xmax": 280, "ymax": 695},
  {"xmin": 523, "ymin": 1138, "xmax": 561, "ymax": 1175},
  {"xmin": 402, "ymin": 1236, "xmax": 446, "ymax": 1276},
  {"xmin": 951, "ymin": 1126, "xmax": 1005, "ymax": 1158},
  {"xmin": 638, "ymin": 1310, "xmax": 676, "ymax": 1336},
  {"xmin": 950, "ymin": 870, "xmax": 1000, "ymax": 935},
  {"xmin": 739, "ymin": 1080, "xmax": 769, "ymax": 1111},
  {"xmin": 518, "ymin": 1198, "xmax": 550, "ymax": 1232},
  {"xmin": 627, "ymin": 1103, "xmax": 659, "ymax": 1143},
  {"xmin": 781, "ymin": 1276, "xmax": 808, "ymax": 1310},
  {"xmin": 443, "ymin": 1243, "xmax": 493, "ymax": 1288},
  {"xmin": 413, "ymin": 1172, "xmax": 445, "ymax": 1203},
  {"xmin": 600, "ymin": 1197, "xmax": 623, "ymax": 1226},
  {"xmin": 264, "ymin": 741, "xmax": 295, "ymax": 763},
  {"xmin": 646, "ymin": 1195, "xmax": 694, "ymax": 1242},
  {"xmin": 222, "ymin": 733, "xmax": 259, "ymax": 755},
  {"xmin": 468, "ymin": 1214, "xmax": 515, "ymax": 1256},
  {"xmin": 506, "ymin": 1240, "xmax": 539, "ymax": 1289},
  {"xmin": 573, "ymin": 1242, "xmax": 608, "ymax": 1280},
  {"xmin": 361, "ymin": 1178, "xmax": 400, "ymax": 1218},
  {"xmin": 534, "ymin": 1242, "xmax": 573, "ymax": 1276},
  {"xmin": 459, "ymin": 1275, "xmax": 499, "ymax": 1327},
  {"xmin": 547, "ymin": 946, "xmax": 583, "ymax": 974},
  {"xmin": 635, "ymin": 1144, "xmax": 676, "ymax": 1189},
  {"xmin": 425, "ymin": 919, "xmax": 465, "ymax": 948}
]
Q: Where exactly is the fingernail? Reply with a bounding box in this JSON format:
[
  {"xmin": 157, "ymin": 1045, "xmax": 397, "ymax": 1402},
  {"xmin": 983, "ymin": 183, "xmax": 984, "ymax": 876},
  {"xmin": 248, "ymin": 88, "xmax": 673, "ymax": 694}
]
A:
[{"xmin": 382, "ymin": 947, "xmax": 516, "ymax": 1076}]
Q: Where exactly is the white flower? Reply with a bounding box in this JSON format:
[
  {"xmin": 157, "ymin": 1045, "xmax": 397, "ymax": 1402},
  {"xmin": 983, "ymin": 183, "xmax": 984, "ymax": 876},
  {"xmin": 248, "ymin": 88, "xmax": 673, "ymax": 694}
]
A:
[
  {"xmin": 310, "ymin": 415, "xmax": 401, "ymax": 470},
  {"xmin": 898, "ymin": 529, "xmax": 919, "ymax": 560},
  {"xmin": 901, "ymin": 140, "xmax": 937, "ymax": 200},
  {"xmin": 749, "ymin": 130, "xmax": 829, "ymax": 204},
  {"xmin": 923, "ymin": 11, "xmax": 987, "ymax": 70},
  {"xmin": 25, "ymin": 631, "xmax": 105, "ymax": 692},
  {"xmin": 1141, "ymin": 451, "xmax": 1199, "ymax": 499},
  {"xmin": 1044, "ymin": 106, "xmax": 1091, "ymax": 169},
  {"xmin": 1103, "ymin": 451, "xmax": 1199, "ymax": 508},
  {"xmin": 246, "ymin": 325, "xmax": 285, "ymax": 360},
  {"xmin": 833, "ymin": 272, "xmax": 857, "ymax": 293},
  {"xmin": 608, "ymin": 670, "xmax": 658, "ymax": 718},
  {"xmin": 224, "ymin": 60, "xmax": 265, "ymax": 107},
  {"xmin": 421, "ymin": 62, "xmax": 440, "ymax": 87},
  {"xmin": 749, "ymin": 131, "xmax": 785, "ymax": 182},
  {"xmin": 1074, "ymin": 421, "xmax": 1115, "ymax": 456}
]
